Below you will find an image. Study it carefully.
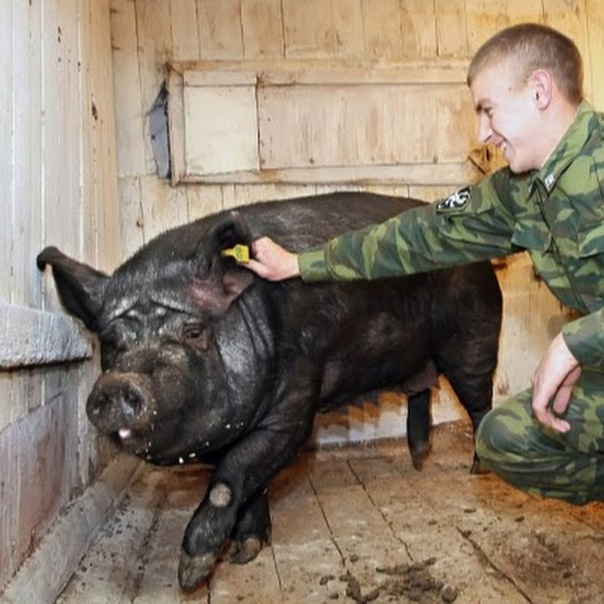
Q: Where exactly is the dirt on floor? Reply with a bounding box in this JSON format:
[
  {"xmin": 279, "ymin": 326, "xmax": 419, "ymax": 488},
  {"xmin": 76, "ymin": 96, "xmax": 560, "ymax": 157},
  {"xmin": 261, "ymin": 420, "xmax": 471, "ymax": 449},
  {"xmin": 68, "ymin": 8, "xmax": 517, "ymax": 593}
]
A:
[{"xmin": 57, "ymin": 421, "xmax": 604, "ymax": 603}]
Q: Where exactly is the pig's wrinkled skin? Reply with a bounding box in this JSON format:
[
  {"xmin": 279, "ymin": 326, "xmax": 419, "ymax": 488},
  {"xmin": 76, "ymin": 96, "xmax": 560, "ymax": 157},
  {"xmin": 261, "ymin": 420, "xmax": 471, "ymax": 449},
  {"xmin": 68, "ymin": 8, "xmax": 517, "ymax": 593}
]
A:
[{"xmin": 37, "ymin": 192, "xmax": 502, "ymax": 592}]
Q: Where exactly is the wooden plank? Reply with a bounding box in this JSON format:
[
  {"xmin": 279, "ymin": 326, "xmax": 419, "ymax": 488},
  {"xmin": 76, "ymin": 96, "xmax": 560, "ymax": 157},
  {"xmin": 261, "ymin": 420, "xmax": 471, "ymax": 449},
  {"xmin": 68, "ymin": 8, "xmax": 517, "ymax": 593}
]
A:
[
  {"xmin": 258, "ymin": 83, "xmax": 475, "ymax": 169},
  {"xmin": 196, "ymin": 0, "xmax": 244, "ymax": 59},
  {"xmin": 176, "ymin": 162, "xmax": 479, "ymax": 186},
  {"xmin": 27, "ymin": 0, "xmax": 43, "ymax": 306},
  {"xmin": 585, "ymin": 0, "xmax": 604, "ymax": 108},
  {"xmin": 282, "ymin": 0, "xmax": 336, "ymax": 59},
  {"xmin": 186, "ymin": 184, "xmax": 224, "ymax": 221},
  {"xmin": 183, "ymin": 84, "xmax": 259, "ymax": 176},
  {"xmin": 435, "ymin": 0, "xmax": 469, "ymax": 58},
  {"xmin": 139, "ymin": 175, "xmax": 189, "ymax": 245},
  {"xmin": 135, "ymin": 0, "xmax": 173, "ymax": 175},
  {"xmin": 465, "ymin": 0, "xmax": 510, "ymax": 54},
  {"xmin": 331, "ymin": 0, "xmax": 365, "ymax": 59},
  {"xmin": 360, "ymin": 0, "xmax": 403, "ymax": 58},
  {"xmin": 169, "ymin": 58, "xmax": 469, "ymax": 85},
  {"xmin": 85, "ymin": 0, "xmax": 121, "ymax": 271},
  {"xmin": 0, "ymin": 0, "xmax": 13, "ymax": 307},
  {"xmin": 12, "ymin": 0, "xmax": 30, "ymax": 307},
  {"xmin": 400, "ymin": 0, "xmax": 438, "ymax": 59},
  {"xmin": 544, "ymin": 0, "xmax": 592, "ymax": 101},
  {"xmin": 110, "ymin": 0, "xmax": 147, "ymax": 177},
  {"xmin": 241, "ymin": 0, "xmax": 285, "ymax": 59},
  {"xmin": 118, "ymin": 176, "xmax": 145, "ymax": 258},
  {"xmin": 169, "ymin": 0, "xmax": 200, "ymax": 61},
  {"xmin": 504, "ymin": 0, "xmax": 545, "ymax": 24}
]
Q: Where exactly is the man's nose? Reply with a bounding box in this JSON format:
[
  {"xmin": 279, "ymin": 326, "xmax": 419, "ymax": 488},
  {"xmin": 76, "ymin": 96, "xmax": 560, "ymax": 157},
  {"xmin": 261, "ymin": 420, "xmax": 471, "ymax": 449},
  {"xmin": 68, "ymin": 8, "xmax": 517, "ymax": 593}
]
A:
[{"xmin": 477, "ymin": 114, "xmax": 492, "ymax": 144}]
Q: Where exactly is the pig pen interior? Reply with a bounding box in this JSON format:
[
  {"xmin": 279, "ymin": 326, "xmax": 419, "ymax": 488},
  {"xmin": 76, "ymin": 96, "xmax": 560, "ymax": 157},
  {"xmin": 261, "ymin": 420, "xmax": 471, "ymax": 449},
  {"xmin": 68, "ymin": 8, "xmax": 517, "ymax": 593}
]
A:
[{"xmin": 2, "ymin": 1, "xmax": 604, "ymax": 603}]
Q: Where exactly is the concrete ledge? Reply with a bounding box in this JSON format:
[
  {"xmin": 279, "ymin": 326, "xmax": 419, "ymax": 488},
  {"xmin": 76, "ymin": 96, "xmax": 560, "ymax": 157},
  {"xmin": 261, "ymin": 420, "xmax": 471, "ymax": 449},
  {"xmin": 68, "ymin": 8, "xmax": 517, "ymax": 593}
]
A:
[
  {"xmin": 0, "ymin": 303, "xmax": 92, "ymax": 369},
  {"xmin": 0, "ymin": 454, "xmax": 141, "ymax": 604}
]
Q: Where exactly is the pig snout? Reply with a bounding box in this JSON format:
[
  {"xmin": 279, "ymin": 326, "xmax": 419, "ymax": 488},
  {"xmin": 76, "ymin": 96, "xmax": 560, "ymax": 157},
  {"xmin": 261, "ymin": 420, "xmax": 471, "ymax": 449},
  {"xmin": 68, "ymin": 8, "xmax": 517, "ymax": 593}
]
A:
[{"xmin": 86, "ymin": 372, "xmax": 157, "ymax": 439}]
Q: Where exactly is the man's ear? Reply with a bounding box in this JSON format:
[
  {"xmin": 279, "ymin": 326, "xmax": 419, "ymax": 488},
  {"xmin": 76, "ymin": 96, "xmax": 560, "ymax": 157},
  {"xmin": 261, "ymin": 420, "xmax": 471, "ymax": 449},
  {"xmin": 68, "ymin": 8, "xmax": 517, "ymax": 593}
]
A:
[
  {"xmin": 36, "ymin": 246, "xmax": 108, "ymax": 332},
  {"xmin": 530, "ymin": 69, "xmax": 553, "ymax": 110},
  {"xmin": 189, "ymin": 211, "xmax": 255, "ymax": 314}
]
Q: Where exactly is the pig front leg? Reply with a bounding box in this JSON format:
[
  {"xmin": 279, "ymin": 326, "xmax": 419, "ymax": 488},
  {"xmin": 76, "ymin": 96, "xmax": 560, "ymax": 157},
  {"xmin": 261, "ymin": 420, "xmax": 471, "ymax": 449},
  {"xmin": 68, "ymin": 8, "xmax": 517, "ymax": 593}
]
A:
[
  {"xmin": 178, "ymin": 380, "xmax": 318, "ymax": 591},
  {"xmin": 229, "ymin": 487, "xmax": 272, "ymax": 564},
  {"xmin": 406, "ymin": 389, "xmax": 432, "ymax": 470}
]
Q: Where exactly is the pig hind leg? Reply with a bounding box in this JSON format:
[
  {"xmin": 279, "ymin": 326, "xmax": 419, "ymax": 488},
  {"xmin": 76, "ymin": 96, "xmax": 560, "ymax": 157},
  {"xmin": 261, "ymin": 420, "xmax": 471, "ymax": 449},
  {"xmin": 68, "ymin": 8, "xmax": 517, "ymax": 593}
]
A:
[
  {"xmin": 406, "ymin": 389, "xmax": 432, "ymax": 471},
  {"xmin": 435, "ymin": 332, "xmax": 499, "ymax": 474}
]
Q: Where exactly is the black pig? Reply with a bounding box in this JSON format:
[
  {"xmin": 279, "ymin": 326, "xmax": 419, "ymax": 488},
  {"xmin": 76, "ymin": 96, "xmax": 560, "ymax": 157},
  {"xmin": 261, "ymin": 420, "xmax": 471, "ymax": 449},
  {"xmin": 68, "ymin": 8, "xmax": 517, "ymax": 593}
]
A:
[{"xmin": 37, "ymin": 192, "xmax": 502, "ymax": 592}]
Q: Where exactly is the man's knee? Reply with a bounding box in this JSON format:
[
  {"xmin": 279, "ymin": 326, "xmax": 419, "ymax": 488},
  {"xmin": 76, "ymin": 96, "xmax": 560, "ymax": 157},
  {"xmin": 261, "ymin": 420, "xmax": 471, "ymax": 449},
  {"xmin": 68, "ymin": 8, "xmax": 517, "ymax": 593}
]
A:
[{"xmin": 475, "ymin": 404, "xmax": 527, "ymax": 468}]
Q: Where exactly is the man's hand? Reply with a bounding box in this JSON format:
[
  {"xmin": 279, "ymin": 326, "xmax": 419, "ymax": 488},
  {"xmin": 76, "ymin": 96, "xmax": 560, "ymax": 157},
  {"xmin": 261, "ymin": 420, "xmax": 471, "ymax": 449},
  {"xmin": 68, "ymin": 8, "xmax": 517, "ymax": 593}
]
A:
[
  {"xmin": 245, "ymin": 237, "xmax": 300, "ymax": 281},
  {"xmin": 531, "ymin": 332, "xmax": 581, "ymax": 433}
]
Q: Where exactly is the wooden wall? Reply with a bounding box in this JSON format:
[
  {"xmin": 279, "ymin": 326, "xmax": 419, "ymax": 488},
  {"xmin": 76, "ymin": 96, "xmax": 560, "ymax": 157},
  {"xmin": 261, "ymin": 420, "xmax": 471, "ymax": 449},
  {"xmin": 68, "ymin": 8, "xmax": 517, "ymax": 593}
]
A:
[
  {"xmin": 0, "ymin": 0, "xmax": 123, "ymax": 594},
  {"xmin": 110, "ymin": 0, "xmax": 602, "ymax": 442}
]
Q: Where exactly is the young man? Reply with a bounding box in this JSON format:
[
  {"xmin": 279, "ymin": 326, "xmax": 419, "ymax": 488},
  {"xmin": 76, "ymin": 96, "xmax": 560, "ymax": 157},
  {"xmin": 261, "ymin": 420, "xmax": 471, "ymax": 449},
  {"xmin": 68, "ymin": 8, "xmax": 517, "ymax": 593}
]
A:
[{"xmin": 244, "ymin": 23, "xmax": 604, "ymax": 505}]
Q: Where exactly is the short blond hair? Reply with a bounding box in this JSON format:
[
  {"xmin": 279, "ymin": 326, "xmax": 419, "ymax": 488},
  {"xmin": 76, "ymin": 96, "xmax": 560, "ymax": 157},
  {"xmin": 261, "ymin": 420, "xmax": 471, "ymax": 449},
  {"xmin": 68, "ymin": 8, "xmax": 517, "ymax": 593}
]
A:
[{"xmin": 467, "ymin": 23, "xmax": 583, "ymax": 104}]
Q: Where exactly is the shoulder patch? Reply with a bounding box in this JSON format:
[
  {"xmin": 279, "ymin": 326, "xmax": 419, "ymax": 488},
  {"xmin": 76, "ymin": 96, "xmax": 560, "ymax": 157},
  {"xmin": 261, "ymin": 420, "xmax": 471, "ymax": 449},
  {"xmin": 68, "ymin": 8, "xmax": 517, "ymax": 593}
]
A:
[{"xmin": 436, "ymin": 186, "xmax": 471, "ymax": 212}]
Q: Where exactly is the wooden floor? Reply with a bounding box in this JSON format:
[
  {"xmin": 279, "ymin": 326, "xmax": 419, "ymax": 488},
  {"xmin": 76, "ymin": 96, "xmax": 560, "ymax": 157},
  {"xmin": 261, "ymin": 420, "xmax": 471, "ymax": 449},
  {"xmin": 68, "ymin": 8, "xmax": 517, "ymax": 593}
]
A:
[{"xmin": 57, "ymin": 421, "xmax": 604, "ymax": 603}]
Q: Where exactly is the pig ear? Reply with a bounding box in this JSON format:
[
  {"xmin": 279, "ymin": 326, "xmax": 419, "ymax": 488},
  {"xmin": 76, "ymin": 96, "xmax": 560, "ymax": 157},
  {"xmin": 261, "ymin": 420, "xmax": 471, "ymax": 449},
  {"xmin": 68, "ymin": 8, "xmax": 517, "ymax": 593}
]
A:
[
  {"xmin": 36, "ymin": 246, "xmax": 108, "ymax": 332},
  {"xmin": 190, "ymin": 211, "xmax": 255, "ymax": 313}
]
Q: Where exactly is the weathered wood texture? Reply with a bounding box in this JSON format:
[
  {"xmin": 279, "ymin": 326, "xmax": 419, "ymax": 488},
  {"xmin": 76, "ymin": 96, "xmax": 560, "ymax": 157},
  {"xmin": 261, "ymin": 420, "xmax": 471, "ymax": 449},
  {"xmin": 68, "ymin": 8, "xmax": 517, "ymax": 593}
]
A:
[
  {"xmin": 56, "ymin": 421, "xmax": 604, "ymax": 603},
  {"xmin": 0, "ymin": 0, "xmax": 123, "ymax": 594}
]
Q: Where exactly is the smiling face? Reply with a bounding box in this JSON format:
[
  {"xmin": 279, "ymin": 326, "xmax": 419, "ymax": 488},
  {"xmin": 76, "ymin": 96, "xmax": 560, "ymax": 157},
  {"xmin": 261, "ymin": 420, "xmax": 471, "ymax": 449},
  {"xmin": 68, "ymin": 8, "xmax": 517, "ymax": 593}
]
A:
[{"xmin": 470, "ymin": 60, "xmax": 544, "ymax": 174}]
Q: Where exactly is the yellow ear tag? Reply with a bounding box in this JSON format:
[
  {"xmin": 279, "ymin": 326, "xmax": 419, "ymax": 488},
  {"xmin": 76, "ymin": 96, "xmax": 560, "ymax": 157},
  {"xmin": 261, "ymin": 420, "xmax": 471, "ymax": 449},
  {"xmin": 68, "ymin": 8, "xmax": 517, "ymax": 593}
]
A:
[{"xmin": 220, "ymin": 244, "xmax": 250, "ymax": 263}]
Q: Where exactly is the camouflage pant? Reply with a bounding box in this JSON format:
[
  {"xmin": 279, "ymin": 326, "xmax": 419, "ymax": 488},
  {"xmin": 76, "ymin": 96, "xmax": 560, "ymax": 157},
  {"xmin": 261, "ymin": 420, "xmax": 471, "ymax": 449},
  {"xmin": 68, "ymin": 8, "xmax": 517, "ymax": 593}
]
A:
[{"xmin": 475, "ymin": 367, "xmax": 604, "ymax": 505}]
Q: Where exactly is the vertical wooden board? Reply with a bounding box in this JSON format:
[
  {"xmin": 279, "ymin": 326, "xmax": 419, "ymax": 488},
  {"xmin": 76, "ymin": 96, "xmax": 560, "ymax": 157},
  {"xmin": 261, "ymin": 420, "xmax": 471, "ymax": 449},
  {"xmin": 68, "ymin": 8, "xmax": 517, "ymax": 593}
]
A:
[
  {"xmin": 186, "ymin": 184, "xmax": 224, "ymax": 221},
  {"xmin": 58, "ymin": 0, "xmax": 82, "ymax": 257},
  {"xmin": 585, "ymin": 0, "xmax": 604, "ymax": 108},
  {"xmin": 139, "ymin": 176, "xmax": 189, "ymax": 243},
  {"xmin": 400, "ymin": 0, "xmax": 438, "ymax": 59},
  {"xmin": 331, "ymin": 0, "xmax": 365, "ymax": 59},
  {"xmin": 118, "ymin": 176, "xmax": 146, "ymax": 258},
  {"xmin": 88, "ymin": 0, "xmax": 121, "ymax": 272},
  {"xmin": 0, "ymin": 2, "xmax": 12, "ymax": 304},
  {"xmin": 135, "ymin": 0, "xmax": 173, "ymax": 175},
  {"xmin": 80, "ymin": 0, "xmax": 96, "ymax": 266},
  {"xmin": 110, "ymin": 0, "xmax": 147, "ymax": 177},
  {"xmin": 0, "ymin": 410, "xmax": 19, "ymax": 587},
  {"xmin": 543, "ymin": 0, "xmax": 592, "ymax": 101},
  {"xmin": 27, "ymin": 0, "xmax": 43, "ymax": 307},
  {"xmin": 241, "ymin": 0, "xmax": 285, "ymax": 59},
  {"xmin": 465, "ymin": 0, "xmax": 510, "ymax": 54},
  {"xmin": 42, "ymin": 0, "xmax": 65, "ymax": 303},
  {"xmin": 196, "ymin": 0, "xmax": 244, "ymax": 59},
  {"xmin": 504, "ymin": 0, "xmax": 545, "ymax": 25},
  {"xmin": 435, "ymin": 0, "xmax": 469, "ymax": 58},
  {"xmin": 11, "ymin": 0, "xmax": 31, "ymax": 307},
  {"xmin": 169, "ymin": 0, "xmax": 200, "ymax": 61},
  {"xmin": 360, "ymin": 0, "xmax": 403, "ymax": 58},
  {"xmin": 282, "ymin": 0, "xmax": 336, "ymax": 59}
]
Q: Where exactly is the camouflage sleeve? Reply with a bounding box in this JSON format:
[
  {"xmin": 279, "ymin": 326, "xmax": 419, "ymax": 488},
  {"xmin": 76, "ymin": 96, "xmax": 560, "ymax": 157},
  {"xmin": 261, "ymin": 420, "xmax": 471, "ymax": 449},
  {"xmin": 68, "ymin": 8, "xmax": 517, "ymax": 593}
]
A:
[
  {"xmin": 562, "ymin": 311, "xmax": 604, "ymax": 367},
  {"xmin": 298, "ymin": 171, "xmax": 519, "ymax": 282}
]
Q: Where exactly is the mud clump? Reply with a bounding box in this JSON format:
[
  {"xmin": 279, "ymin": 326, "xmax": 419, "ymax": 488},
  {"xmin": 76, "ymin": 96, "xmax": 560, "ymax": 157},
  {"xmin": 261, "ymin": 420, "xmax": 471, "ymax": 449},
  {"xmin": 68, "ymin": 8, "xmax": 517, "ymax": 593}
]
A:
[{"xmin": 335, "ymin": 558, "xmax": 458, "ymax": 603}]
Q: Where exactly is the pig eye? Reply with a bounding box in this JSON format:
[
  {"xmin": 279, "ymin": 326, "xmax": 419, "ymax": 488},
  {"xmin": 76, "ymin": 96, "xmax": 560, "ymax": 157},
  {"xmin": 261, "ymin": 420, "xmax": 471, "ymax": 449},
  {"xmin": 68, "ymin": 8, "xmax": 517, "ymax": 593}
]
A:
[{"xmin": 183, "ymin": 323, "xmax": 211, "ymax": 350}]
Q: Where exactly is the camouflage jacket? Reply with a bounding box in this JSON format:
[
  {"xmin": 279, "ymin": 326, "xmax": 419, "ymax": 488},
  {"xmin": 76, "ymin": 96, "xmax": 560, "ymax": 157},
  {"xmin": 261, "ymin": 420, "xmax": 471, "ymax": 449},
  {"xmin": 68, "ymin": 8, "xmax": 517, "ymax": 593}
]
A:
[{"xmin": 298, "ymin": 101, "xmax": 604, "ymax": 367}]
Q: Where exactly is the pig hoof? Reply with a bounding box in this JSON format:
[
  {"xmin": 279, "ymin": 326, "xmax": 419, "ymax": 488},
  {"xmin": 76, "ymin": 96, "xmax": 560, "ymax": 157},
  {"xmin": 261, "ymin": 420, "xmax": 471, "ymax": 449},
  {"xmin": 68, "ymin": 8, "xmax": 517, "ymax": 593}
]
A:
[
  {"xmin": 178, "ymin": 549, "xmax": 216, "ymax": 592},
  {"xmin": 410, "ymin": 443, "xmax": 431, "ymax": 471},
  {"xmin": 230, "ymin": 536, "xmax": 264, "ymax": 564}
]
